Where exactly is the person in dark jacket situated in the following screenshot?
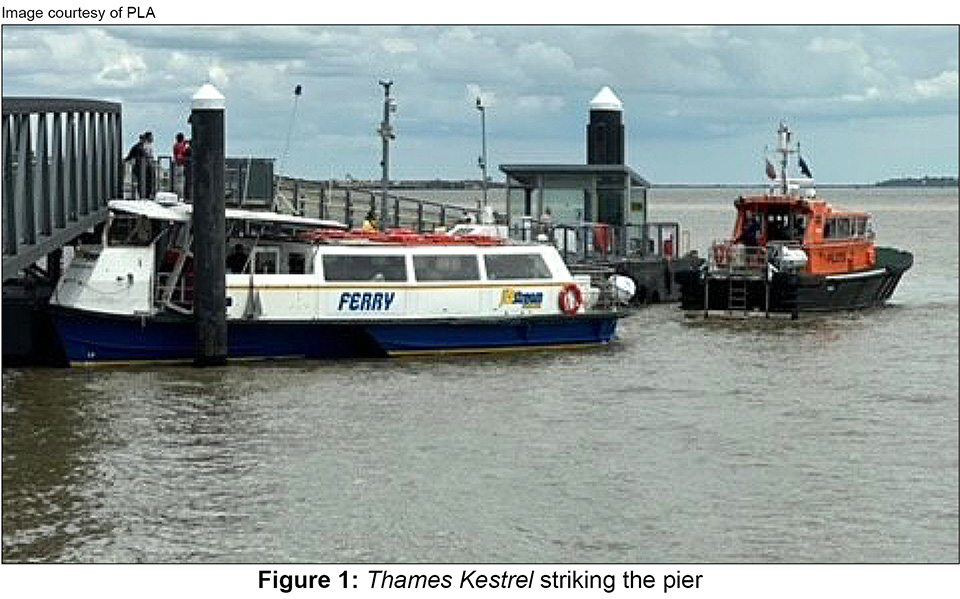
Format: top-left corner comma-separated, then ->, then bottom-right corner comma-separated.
743,215 -> 761,246
125,131 -> 154,199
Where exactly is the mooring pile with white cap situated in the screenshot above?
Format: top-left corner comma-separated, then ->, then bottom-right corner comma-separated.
190,83 -> 227,366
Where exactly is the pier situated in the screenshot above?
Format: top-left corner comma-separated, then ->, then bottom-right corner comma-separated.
2,98 -> 121,281
2,97 -> 121,364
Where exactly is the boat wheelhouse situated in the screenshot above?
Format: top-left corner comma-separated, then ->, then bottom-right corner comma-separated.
49,199 -> 626,364
676,124 -> 913,318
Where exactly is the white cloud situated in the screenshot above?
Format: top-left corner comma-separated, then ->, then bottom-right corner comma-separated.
808,37 -> 862,54
96,53 -> 147,87
208,64 -> 229,89
2,25 -> 955,183
913,70 -> 959,99
516,41 -> 576,77
382,38 -> 416,54
515,94 -> 565,113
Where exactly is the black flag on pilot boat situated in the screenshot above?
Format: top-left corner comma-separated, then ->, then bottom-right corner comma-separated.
765,159 -> 777,179
798,155 -> 813,178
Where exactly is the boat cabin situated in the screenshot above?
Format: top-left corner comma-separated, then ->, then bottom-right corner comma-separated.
54,199 -> 594,322
728,193 -> 876,276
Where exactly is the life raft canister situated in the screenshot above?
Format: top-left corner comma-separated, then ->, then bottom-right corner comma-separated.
559,283 -> 583,315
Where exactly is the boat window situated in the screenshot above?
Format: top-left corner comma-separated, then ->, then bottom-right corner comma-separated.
765,211 -> 791,241
836,218 -> 851,238
322,254 -> 407,282
107,214 -> 158,247
413,254 -> 481,282
484,253 -> 553,280
825,217 -> 853,239
253,247 -> 280,274
854,217 -> 867,237
791,214 -> 807,239
288,252 -> 306,274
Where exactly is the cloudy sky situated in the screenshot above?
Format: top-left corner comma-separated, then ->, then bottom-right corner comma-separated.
2,15 -> 957,184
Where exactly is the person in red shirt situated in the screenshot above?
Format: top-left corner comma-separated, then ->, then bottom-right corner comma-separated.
172,132 -> 191,199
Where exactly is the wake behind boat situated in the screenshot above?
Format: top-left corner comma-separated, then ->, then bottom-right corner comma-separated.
49,197 -> 629,365
676,124 -> 913,318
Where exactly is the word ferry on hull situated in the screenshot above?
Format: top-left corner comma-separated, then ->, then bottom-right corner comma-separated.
676,123 -> 912,318
49,197 -> 631,365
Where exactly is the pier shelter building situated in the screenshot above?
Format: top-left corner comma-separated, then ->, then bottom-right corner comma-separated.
498,87 -> 689,303
499,163 -> 650,256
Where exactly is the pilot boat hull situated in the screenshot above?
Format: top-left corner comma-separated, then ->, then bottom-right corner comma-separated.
677,247 -> 913,317
676,124 -> 914,319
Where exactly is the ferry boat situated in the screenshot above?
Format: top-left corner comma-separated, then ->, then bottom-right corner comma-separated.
48,197 -> 628,364
676,124 -> 913,318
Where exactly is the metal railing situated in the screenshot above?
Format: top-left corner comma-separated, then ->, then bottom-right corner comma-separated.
708,240 -> 768,276
510,219 -> 684,262
2,97 -> 122,281
275,178 -> 483,232
132,162 -> 486,234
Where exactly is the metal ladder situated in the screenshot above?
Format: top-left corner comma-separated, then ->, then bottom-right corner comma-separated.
157,232 -> 194,314
728,277 -> 748,312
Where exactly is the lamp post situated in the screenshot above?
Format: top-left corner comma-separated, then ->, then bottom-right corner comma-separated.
378,80 -> 396,229
476,96 -> 488,211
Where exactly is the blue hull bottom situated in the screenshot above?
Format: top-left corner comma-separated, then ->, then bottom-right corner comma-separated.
50,309 -> 620,364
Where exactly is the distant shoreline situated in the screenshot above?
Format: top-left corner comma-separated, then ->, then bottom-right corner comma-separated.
653,178 -> 958,189
874,177 -> 958,188
286,176 -> 958,190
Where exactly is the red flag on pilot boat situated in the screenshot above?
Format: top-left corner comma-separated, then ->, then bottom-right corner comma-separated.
765,159 -> 777,179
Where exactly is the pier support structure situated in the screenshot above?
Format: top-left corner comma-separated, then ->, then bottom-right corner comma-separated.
191,84 -> 227,366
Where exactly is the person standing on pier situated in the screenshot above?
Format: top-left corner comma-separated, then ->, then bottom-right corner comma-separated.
125,131 -> 155,199
173,132 -> 190,199
362,210 -> 378,232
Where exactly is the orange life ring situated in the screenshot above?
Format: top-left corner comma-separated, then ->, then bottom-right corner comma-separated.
559,283 -> 583,315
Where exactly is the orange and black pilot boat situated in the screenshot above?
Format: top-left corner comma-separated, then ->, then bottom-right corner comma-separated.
677,124 -> 912,318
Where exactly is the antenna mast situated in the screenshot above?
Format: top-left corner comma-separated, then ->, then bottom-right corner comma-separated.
777,122 -> 792,194
378,80 -> 396,229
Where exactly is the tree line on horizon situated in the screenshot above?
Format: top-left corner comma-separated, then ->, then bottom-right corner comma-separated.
875,176 -> 958,187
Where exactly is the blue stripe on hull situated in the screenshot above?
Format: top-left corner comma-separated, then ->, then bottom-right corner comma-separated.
368,317 -> 617,354
51,310 -> 384,363
51,309 -> 619,364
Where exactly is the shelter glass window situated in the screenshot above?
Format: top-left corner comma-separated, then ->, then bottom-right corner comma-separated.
506,182 -> 527,224
542,175 -> 591,225
413,254 -> 481,282
322,254 -> 407,282
629,186 -> 646,221
484,253 -> 553,280
596,174 -> 626,226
